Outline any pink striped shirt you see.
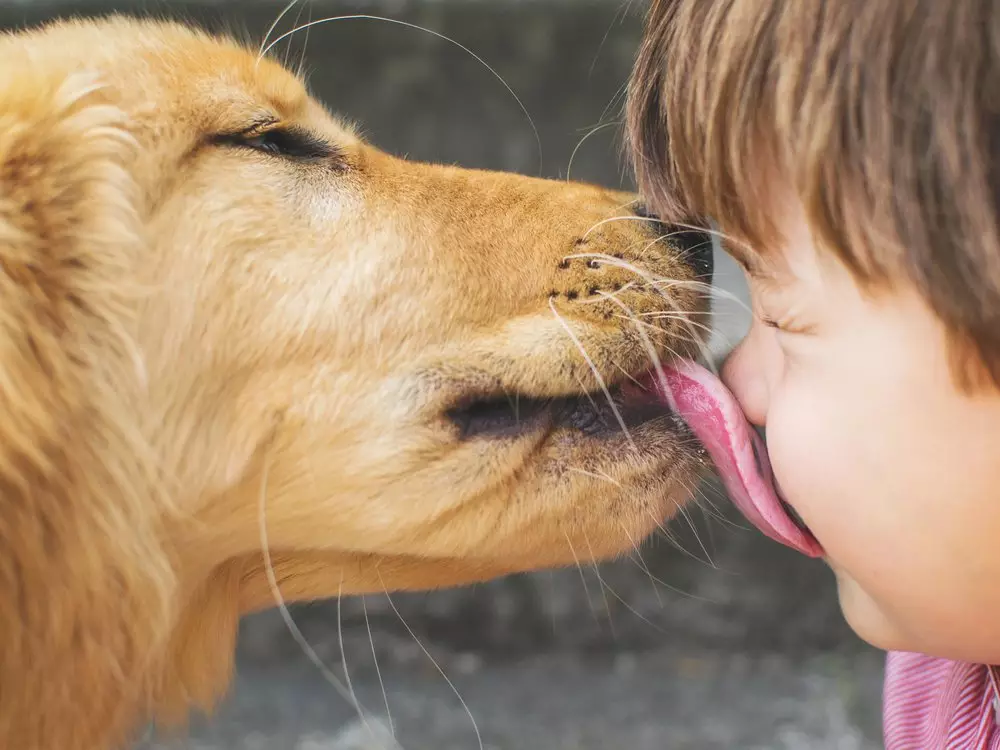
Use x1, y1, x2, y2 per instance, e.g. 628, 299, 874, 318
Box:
884, 651, 1000, 749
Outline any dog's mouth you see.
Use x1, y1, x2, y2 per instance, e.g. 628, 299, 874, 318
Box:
446, 370, 679, 442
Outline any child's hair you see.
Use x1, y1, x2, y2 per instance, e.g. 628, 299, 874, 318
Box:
627, 0, 1000, 387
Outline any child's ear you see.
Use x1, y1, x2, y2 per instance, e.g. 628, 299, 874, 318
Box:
0, 59, 174, 750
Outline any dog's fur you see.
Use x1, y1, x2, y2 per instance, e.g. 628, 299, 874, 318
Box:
0, 16, 708, 749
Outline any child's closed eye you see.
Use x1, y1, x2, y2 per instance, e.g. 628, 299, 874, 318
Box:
759, 313, 814, 335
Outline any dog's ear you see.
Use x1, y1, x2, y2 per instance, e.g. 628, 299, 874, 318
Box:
0, 57, 174, 749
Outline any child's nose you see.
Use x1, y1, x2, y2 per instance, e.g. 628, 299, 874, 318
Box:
721, 337, 769, 427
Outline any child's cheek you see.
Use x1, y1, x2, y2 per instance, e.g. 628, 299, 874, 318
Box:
762, 381, 866, 557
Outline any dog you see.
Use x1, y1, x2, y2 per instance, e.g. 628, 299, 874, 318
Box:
0, 15, 712, 749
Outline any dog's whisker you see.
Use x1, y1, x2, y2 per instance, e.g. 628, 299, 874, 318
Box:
628, 552, 704, 604
574, 373, 605, 416
659, 282, 751, 318
641, 218, 757, 259
624, 530, 716, 604
622, 317, 715, 347
259, 0, 302, 61
280, 0, 307, 69
581, 214, 664, 240
637, 308, 717, 331
684, 475, 751, 534
611, 359, 645, 388
336, 580, 386, 748
588, 0, 629, 80
363, 596, 396, 739
258, 14, 543, 176
644, 507, 718, 570
610, 313, 673, 340
567, 466, 623, 487
566, 121, 619, 183
583, 531, 676, 637
598, 274, 707, 376
688, 480, 741, 529
294, 1, 316, 80
609, 315, 715, 355
549, 297, 640, 453
642, 438, 724, 570
560, 250, 708, 310
599, 577, 672, 636
547, 572, 559, 638
297, 447, 397, 745
377, 572, 483, 750
257, 453, 384, 744
616, 521, 663, 608
673, 499, 720, 570
562, 530, 601, 625
596, 290, 676, 423
691, 488, 734, 528
573, 281, 639, 306
597, 79, 630, 130
582, 531, 617, 639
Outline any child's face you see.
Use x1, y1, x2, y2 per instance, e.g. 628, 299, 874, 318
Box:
721, 197, 1000, 664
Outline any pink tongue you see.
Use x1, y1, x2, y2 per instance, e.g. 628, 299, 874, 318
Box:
655, 360, 823, 558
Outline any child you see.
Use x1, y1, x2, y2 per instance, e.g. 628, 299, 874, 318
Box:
626, 1, 1000, 747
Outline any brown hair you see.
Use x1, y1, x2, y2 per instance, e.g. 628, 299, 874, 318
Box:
627, 0, 1000, 387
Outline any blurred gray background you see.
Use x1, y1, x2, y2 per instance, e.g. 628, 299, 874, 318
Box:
2, 2, 884, 748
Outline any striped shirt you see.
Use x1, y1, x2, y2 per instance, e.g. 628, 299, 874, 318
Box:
883, 651, 1000, 749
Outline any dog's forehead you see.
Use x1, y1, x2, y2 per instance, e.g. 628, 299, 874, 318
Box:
136, 27, 331, 137
9, 17, 349, 137
154, 32, 312, 126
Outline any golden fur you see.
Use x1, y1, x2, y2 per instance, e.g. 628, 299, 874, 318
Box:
0, 16, 708, 749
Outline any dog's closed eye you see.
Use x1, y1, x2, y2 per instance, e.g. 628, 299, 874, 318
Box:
214, 126, 342, 164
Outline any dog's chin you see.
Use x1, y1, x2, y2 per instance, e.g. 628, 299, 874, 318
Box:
432, 369, 703, 564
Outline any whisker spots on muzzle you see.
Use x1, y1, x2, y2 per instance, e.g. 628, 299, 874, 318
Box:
574, 255, 722, 392
571, 281, 639, 306
549, 296, 640, 453
595, 290, 678, 412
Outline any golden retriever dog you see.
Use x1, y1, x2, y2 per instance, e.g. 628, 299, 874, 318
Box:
0, 15, 712, 750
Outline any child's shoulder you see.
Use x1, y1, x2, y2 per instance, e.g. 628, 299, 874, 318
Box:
883, 651, 1000, 749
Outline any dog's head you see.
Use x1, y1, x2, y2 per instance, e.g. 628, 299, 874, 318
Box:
0, 16, 713, 747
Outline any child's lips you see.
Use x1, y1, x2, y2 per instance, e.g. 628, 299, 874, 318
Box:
653, 359, 825, 558
780, 498, 812, 535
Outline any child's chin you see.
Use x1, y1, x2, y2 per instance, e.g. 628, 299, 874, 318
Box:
832, 567, 909, 652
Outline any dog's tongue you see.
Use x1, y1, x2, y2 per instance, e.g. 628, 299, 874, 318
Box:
655, 360, 824, 558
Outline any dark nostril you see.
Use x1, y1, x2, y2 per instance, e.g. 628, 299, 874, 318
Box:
632, 202, 673, 239
632, 202, 655, 219
632, 202, 665, 231
633, 204, 714, 282
668, 224, 715, 282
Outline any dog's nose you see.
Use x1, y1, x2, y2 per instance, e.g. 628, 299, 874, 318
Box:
633, 203, 714, 283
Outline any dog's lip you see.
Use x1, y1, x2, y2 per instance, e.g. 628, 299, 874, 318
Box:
445, 368, 678, 441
